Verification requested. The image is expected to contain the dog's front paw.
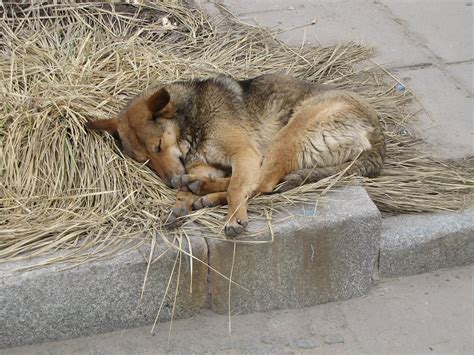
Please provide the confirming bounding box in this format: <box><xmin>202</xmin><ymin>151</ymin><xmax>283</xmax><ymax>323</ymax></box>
<box><xmin>224</xmin><ymin>217</ymin><xmax>248</xmax><ymax>237</ymax></box>
<box><xmin>187</xmin><ymin>179</ymin><xmax>203</xmax><ymax>195</ymax></box>
<box><xmin>170</xmin><ymin>175</ymin><xmax>190</xmax><ymax>191</ymax></box>
<box><xmin>171</xmin><ymin>174</ymin><xmax>206</xmax><ymax>194</ymax></box>
<box><xmin>192</xmin><ymin>195</ymin><xmax>210</xmax><ymax>210</ymax></box>
<box><xmin>163</xmin><ymin>205</ymin><xmax>189</xmax><ymax>228</ymax></box>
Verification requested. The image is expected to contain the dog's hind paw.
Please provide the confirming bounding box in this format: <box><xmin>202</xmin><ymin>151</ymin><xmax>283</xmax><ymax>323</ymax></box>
<box><xmin>276</xmin><ymin>173</ymin><xmax>304</xmax><ymax>192</ymax></box>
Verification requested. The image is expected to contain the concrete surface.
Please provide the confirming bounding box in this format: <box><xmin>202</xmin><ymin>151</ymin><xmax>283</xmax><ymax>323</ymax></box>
<box><xmin>197</xmin><ymin>0</ymin><xmax>473</xmax><ymax>158</ymax></box>
<box><xmin>209</xmin><ymin>187</ymin><xmax>381</xmax><ymax>314</ymax></box>
<box><xmin>0</xmin><ymin>237</ymin><xmax>209</xmax><ymax>349</ymax></box>
<box><xmin>392</xmin><ymin>65</ymin><xmax>473</xmax><ymax>156</ymax></box>
<box><xmin>380</xmin><ymin>209</ymin><xmax>474</xmax><ymax>277</ymax></box>
<box><xmin>215</xmin><ymin>0</ymin><xmax>432</xmax><ymax>66</ymax></box>
<box><xmin>4</xmin><ymin>264</ymin><xmax>472</xmax><ymax>354</ymax></box>
<box><xmin>446</xmin><ymin>62</ymin><xmax>473</xmax><ymax>94</ymax></box>
<box><xmin>380</xmin><ymin>0</ymin><xmax>473</xmax><ymax>63</ymax></box>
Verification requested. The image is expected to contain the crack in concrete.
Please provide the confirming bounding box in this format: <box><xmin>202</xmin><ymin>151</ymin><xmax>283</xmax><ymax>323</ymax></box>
<box><xmin>388</xmin><ymin>59</ymin><xmax>473</xmax><ymax>71</ymax></box>
<box><xmin>236</xmin><ymin>8</ymin><xmax>299</xmax><ymax>16</ymax></box>
<box><xmin>445</xmin><ymin>59</ymin><xmax>474</xmax><ymax>65</ymax></box>
<box><xmin>389</xmin><ymin>62</ymin><xmax>434</xmax><ymax>71</ymax></box>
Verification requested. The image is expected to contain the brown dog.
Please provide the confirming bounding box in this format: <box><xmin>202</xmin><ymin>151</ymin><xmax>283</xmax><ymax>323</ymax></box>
<box><xmin>86</xmin><ymin>73</ymin><xmax>385</xmax><ymax>236</ymax></box>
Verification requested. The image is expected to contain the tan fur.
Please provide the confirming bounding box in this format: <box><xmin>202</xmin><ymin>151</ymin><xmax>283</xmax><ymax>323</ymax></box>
<box><xmin>258</xmin><ymin>90</ymin><xmax>384</xmax><ymax>192</ymax></box>
<box><xmin>86</xmin><ymin>73</ymin><xmax>385</xmax><ymax>236</ymax></box>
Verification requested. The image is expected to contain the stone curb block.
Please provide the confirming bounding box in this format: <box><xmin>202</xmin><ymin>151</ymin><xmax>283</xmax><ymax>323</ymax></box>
<box><xmin>380</xmin><ymin>209</ymin><xmax>474</xmax><ymax>278</ymax></box>
<box><xmin>208</xmin><ymin>187</ymin><xmax>381</xmax><ymax>314</ymax></box>
<box><xmin>0</xmin><ymin>237</ymin><xmax>209</xmax><ymax>349</ymax></box>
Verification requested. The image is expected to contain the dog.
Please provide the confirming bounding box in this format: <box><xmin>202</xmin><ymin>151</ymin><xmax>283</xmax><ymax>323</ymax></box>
<box><xmin>86</xmin><ymin>73</ymin><xmax>385</xmax><ymax>236</ymax></box>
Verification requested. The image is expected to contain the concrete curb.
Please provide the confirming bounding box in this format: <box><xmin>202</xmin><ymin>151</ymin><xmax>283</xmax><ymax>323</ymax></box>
<box><xmin>379</xmin><ymin>209</ymin><xmax>474</xmax><ymax>278</ymax></box>
<box><xmin>0</xmin><ymin>238</ymin><xmax>209</xmax><ymax>349</ymax></box>
<box><xmin>208</xmin><ymin>187</ymin><xmax>381</xmax><ymax>315</ymax></box>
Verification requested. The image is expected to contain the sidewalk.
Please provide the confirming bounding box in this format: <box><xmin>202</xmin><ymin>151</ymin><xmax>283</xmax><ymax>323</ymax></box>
<box><xmin>199</xmin><ymin>0</ymin><xmax>473</xmax><ymax>158</ymax></box>
<box><xmin>4</xmin><ymin>265</ymin><xmax>472</xmax><ymax>354</ymax></box>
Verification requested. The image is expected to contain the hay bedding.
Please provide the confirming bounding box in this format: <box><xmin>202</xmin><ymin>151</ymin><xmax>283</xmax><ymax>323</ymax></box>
<box><xmin>0</xmin><ymin>2</ymin><xmax>472</xmax><ymax>265</ymax></box>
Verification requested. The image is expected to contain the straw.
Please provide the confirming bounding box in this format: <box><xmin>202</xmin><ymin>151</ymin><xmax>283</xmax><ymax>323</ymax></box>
<box><xmin>0</xmin><ymin>2</ymin><xmax>472</xmax><ymax>267</ymax></box>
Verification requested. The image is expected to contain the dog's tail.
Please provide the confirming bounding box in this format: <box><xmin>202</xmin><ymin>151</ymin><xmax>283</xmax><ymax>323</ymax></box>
<box><xmin>277</xmin><ymin>141</ymin><xmax>385</xmax><ymax>192</ymax></box>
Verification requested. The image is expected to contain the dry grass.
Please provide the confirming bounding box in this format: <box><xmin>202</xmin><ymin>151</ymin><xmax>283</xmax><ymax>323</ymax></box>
<box><xmin>0</xmin><ymin>2</ymin><xmax>472</xmax><ymax>266</ymax></box>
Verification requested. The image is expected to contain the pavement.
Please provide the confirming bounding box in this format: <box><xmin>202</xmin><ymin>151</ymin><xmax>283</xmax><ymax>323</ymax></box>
<box><xmin>5</xmin><ymin>265</ymin><xmax>473</xmax><ymax>354</ymax></box>
<box><xmin>197</xmin><ymin>0</ymin><xmax>473</xmax><ymax>159</ymax></box>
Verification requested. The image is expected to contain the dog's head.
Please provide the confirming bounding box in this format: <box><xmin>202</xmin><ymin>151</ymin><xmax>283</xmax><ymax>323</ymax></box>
<box><xmin>86</xmin><ymin>88</ymin><xmax>185</xmax><ymax>187</ymax></box>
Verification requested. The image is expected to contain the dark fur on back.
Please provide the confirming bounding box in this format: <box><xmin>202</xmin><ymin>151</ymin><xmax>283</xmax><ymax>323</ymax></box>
<box><xmin>160</xmin><ymin>74</ymin><xmax>376</xmax><ymax>176</ymax></box>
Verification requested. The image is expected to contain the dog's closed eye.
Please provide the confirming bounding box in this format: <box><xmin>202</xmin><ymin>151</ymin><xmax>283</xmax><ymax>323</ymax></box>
<box><xmin>155</xmin><ymin>140</ymin><xmax>162</xmax><ymax>153</ymax></box>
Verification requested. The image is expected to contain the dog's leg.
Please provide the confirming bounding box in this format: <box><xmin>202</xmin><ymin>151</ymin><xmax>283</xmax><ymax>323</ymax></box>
<box><xmin>172</xmin><ymin>174</ymin><xmax>230</xmax><ymax>195</ymax></box>
<box><xmin>164</xmin><ymin>191</ymin><xmax>199</xmax><ymax>228</ymax></box>
<box><xmin>257</xmin><ymin>96</ymin><xmax>327</xmax><ymax>193</ymax></box>
<box><xmin>258</xmin><ymin>130</ymin><xmax>299</xmax><ymax>193</ymax></box>
<box><xmin>171</xmin><ymin>162</ymin><xmax>230</xmax><ymax>195</ymax></box>
<box><xmin>225</xmin><ymin>148</ymin><xmax>262</xmax><ymax>237</ymax></box>
<box><xmin>193</xmin><ymin>191</ymin><xmax>228</xmax><ymax>210</ymax></box>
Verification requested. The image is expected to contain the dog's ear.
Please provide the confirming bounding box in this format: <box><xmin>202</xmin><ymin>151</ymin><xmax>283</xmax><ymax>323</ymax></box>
<box><xmin>85</xmin><ymin>118</ymin><xmax>118</xmax><ymax>135</ymax></box>
<box><xmin>147</xmin><ymin>88</ymin><xmax>171</xmax><ymax>116</ymax></box>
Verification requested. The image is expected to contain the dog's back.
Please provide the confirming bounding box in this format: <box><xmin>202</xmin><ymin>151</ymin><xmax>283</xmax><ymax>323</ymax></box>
<box><xmin>235</xmin><ymin>74</ymin><xmax>327</xmax><ymax>151</ymax></box>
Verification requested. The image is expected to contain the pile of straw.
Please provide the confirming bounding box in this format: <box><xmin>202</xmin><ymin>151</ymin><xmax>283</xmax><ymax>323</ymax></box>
<box><xmin>1</xmin><ymin>2</ymin><xmax>472</xmax><ymax>265</ymax></box>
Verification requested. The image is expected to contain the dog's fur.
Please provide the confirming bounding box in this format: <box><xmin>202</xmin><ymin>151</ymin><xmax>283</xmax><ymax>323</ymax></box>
<box><xmin>86</xmin><ymin>73</ymin><xmax>385</xmax><ymax>236</ymax></box>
